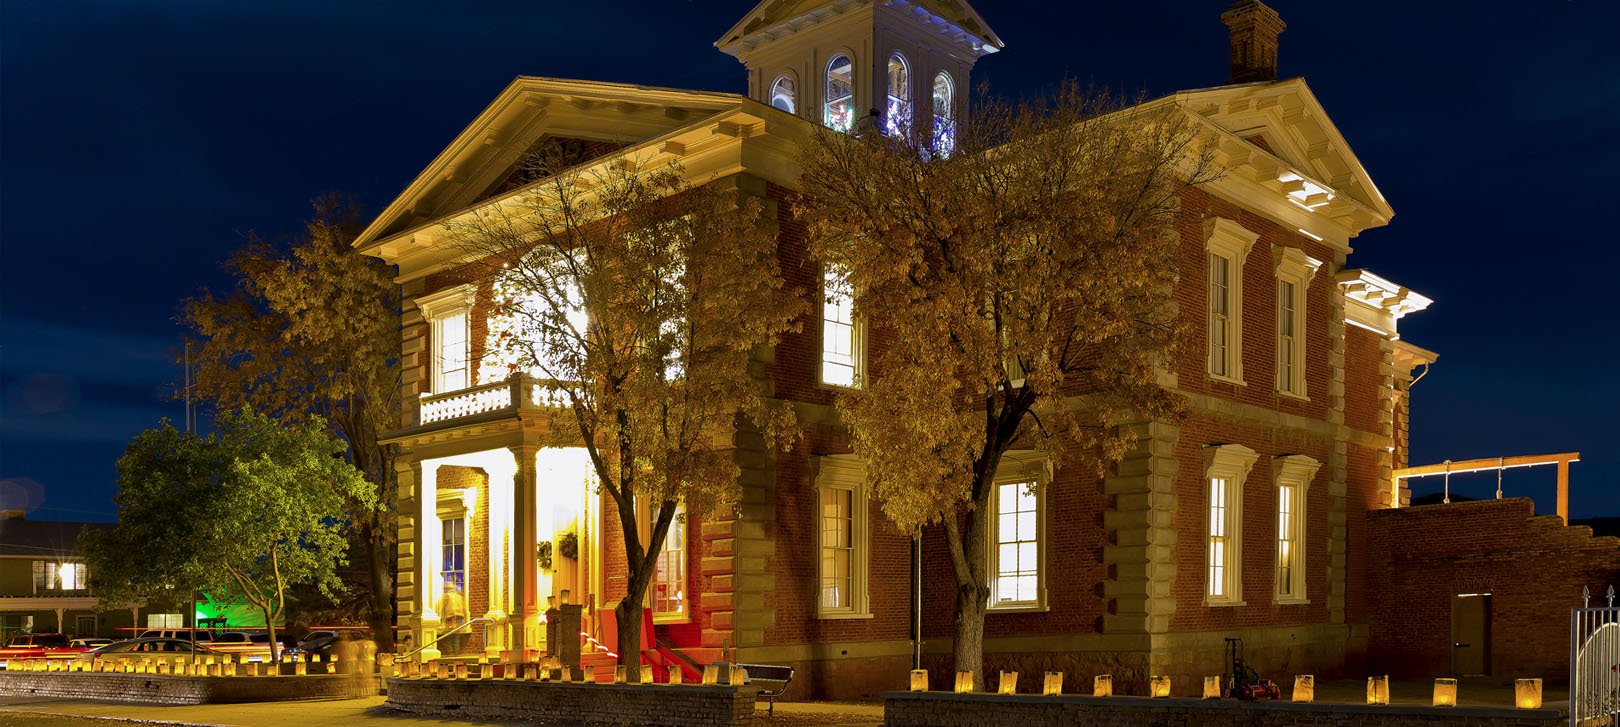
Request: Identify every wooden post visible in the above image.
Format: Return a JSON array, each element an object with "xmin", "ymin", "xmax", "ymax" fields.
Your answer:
[{"xmin": 1557, "ymin": 458, "xmax": 1570, "ymax": 524}]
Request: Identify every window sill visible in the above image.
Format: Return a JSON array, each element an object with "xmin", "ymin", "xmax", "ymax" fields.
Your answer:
[
  {"xmin": 1207, "ymin": 373, "xmax": 1246, "ymax": 387},
  {"xmin": 987, "ymin": 603, "xmax": 1049, "ymax": 614},
  {"xmin": 815, "ymin": 611, "xmax": 874, "ymax": 620},
  {"xmin": 653, "ymin": 614, "xmax": 692, "ymax": 625},
  {"xmin": 1276, "ymin": 389, "xmax": 1310, "ymax": 403},
  {"xmin": 1203, "ymin": 598, "xmax": 1247, "ymax": 608},
  {"xmin": 1273, "ymin": 597, "xmax": 1310, "ymax": 606}
]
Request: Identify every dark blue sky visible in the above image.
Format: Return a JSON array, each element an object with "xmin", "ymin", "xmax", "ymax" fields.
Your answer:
[{"xmin": 2, "ymin": 1, "xmax": 1615, "ymax": 522}]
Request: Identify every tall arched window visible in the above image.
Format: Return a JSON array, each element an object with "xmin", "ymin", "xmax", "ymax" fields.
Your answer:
[
  {"xmin": 770, "ymin": 75, "xmax": 795, "ymax": 114},
  {"xmin": 824, "ymin": 55, "xmax": 854, "ymax": 132},
  {"xmin": 932, "ymin": 72, "xmax": 956, "ymax": 155},
  {"xmin": 885, "ymin": 53, "xmax": 911, "ymax": 138}
]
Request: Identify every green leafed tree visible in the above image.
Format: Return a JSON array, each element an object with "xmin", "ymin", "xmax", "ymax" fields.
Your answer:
[
  {"xmin": 82, "ymin": 407, "xmax": 377, "ymax": 662},
  {"xmin": 440, "ymin": 147, "xmax": 806, "ymax": 675},
  {"xmin": 178, "ymin": 196, "xmax": 401, "ymax": 649},
  {"xmin": 794, "ymin": 84, "xmax": 1218, "ymax": 685}
]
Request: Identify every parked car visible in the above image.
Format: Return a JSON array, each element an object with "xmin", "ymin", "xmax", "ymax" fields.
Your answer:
[
  {"xmin": 67, "ymin": 638, "xmax": 113, "ymax": 650},
  {"xmin": 74, "ymin": 637, "xmax": 228, "ymax": 667},
  {"xmin": 136, "ymin": 629, "xmax": 214, "ymax": 643},
  {"xmin": 291, "ymin": 628, "xmax": 369, "ymax": 658},
  {"xmin": 207, "ymin": 631, "xmax": 284, "ymax": 661},
  {"xmin": 0, "ymin": 633, "xmax": 73, "ymax": 669}
]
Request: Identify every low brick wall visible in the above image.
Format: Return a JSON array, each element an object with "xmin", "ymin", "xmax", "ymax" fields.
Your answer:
[
  {"xmin": 884, "ymin": 691, "xmax": 1564, "ymax": 727},
  {"xmin": 386, "ymin": 677, "xmax": 756, "ymax": 726},
  {"xmin": 0, "ymin": 671, "xmax": 381, "ymax": 705}
]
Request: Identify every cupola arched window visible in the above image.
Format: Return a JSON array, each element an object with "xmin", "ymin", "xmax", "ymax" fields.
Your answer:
[
  {"xmin": 885, "ymin": 53, "xmax": 911, "ymax": 138},
  {"xmin": 825, "ymin": 55, "xmax": 854, "ymax": 132},
  {"xmin": 932, "ymin": 72, "xmax": 956, "ymax": 155},
  {"xmin": 770, "ymin": 75, "xmax": 796, "ymax": 114}
]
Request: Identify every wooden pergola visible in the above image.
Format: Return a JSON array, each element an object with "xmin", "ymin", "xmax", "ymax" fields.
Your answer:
[{"xmin": 1391, "ymin": 452, "xmax": 1581, "ymax": 522}]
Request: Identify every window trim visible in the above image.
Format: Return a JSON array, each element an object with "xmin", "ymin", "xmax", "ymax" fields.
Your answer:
[
  {"xmin": 824, "ymin": 52, "xmax": 856, "ymax": 132},
  {"xmin": 931, "ymin": 71, "xmax": 956, "ymax": 155},
  {"xmin": 817, "ymin": 262, "xmax": 865, "ymax": 389},
  {"xmin": 1204, "ymin": 218, "xmax": 1258, "ymax": 386},
  {"xmin": 986, "ymin": 450, "xmax": 1052, "ymax": 612},
  {"xmin": 436, "ymin": 486, "xmax": 475, "ymax": 597},
  {"xmin": 884, "ymin": 51, "xmax": 911, "ymax": 139},
  {"xmin": 1272, "ymin": 246, "xmax": 1323, "ymax": 400},
  {"xmin": 768, "ymin": 72, "xmax": 797, "ymax": 115},
  {"xmin": 416, "ymin": 284, "xmax": 477, "ymax": 395},
  {"xmin": 649, "ymin": 501, "xmax": 689, "ymax": 623},
  {"xmin": 1272, "ymin": 454, "xmax": 1321, "ymax": 605},
  {"xmin": 1203, "ymin": 443, "xmax": 1258, "ymax": 607},
  {"xmin": 813, "ymin": 454, "xmax": 871, "ymax": 619}
]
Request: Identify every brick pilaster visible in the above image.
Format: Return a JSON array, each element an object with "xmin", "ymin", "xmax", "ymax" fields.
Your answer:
[{"xmin": 1101, "ymin": 421, "xmax": 1180, "ymax": 635}]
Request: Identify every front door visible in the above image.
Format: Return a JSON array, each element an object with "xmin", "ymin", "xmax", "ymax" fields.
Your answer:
[
  {"xmin": 76, "ymin": 615, "xmax": 96, "ymax": 636},
  {"xmin": 1451, "ymin": 593, "xmax": 1491, "ymax": 676}
]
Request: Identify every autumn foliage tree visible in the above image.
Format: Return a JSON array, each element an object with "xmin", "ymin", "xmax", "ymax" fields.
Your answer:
[
  {"xmin": 795, "ymin": 85, "xmax": 1217, "ymax": 684},
  {"xmin": 441, "ymin": 148, "xmax": 805, "ymax": 674},
  {"xmin": 178, "ymin": 198, "xmax": 401, "ymax": 649}
]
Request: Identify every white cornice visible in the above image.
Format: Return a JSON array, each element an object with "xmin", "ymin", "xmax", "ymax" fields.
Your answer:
[{"xmin": 1337, "ymin": 269, "xmax": 1432, "ymax": 339}]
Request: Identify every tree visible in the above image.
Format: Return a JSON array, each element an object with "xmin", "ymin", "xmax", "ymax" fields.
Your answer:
[
  {"xmin": 441, "ymin": 147, "xmax": 806, "ymax": 675},
  {"xmin": 178, "ymin": 197, "xmax": 402, "ymax": 650},
  {"xmin": 794, "ymin": 84, "xmax": 1217, "ymax": 685},
  {"xmin": 83, "ymin": 407, "xmax": 377, "ymax": 662}
]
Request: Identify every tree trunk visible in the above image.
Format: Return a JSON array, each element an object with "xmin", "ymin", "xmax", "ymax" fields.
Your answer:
[
  {"xmin": 262, "ymin": 605, "xmax": 281, "ymax": 668},
  {"xmin": 363, "ymin": 519, "xmax": 396, "ymax": 651},
  {"xmin": 615, "ymin": 597, "xmax": 643, "ymax": 682},
  {"xmin": 953, "ymin": 584, "xmax": 988, "ymax": 690}
]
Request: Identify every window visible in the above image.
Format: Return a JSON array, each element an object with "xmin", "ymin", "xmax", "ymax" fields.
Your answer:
[
  {"xmin": 932, "ymin": 72, "xmax": 956, "ymax": 155},
  {"xmin": 417, "ymin": 285, "xmax": 476, "ymax": 394},
  {"xmin": 1272, "ymin": 246, "xmax": 1322, "ymax": 398},
  {"xmin": 814, "ymin": 455, "xmax": 869, "ymax": 618},
  {"xmin": 1204, "ymin": 218, "xmax": 1257, "ymax": 384},
  {"xmin": 770, "ymin": 75, "xmax": 796, "ymax": 113},
  {"xmin": 885, "ymin": 53, "xmax": 911, "ymax": 138},
  {"xmin": 33, "ymin": 561, "xmax": 87, "ymax": 592},
  {"xmin": 819, "ymin": 263, "xmax": 862, "ymax": 387},
  {"xmin": 653, "ymin": 502, "xmax": 687, "ymax": 620},
  {"xmin": 825, "ymin": 54, "xmax": 854, "ymax": 132},
  {"xmin": 1273, "ymin": 454, "xmax": 1320, "ymax": 603},
  {"xmin": 1203, "ymin": 443, "xmax": 1258, "ymax": 606},
  {"xmin": 441, "ymin": 516, "xmax": 466, "ymax": 593},
  {"xmin": 987, "ymin": 451, "xmax": 1050, "ymax": 610}
]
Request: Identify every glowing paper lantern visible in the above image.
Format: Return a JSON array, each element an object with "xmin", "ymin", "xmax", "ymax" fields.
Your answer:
[
  {"xmin": 295, "ymin": 659, "xmax": 307, "ymax": 676},
  {"xmin": 909, "ymin": 669, "xmax": 927, "ymax": 692},
  {"xmin": 613, "ymin": 665, "xmax": 628, "ymax": 684},
  {"xmin": 998, "ymin": 671, "xmax": 1018, "ymax": 695},
  {"xmin": 701, "ymin": 664, "xmax": 719, "ymax": 685},
  {"xmin": 1367, "ymin": 675, "xmax": 1389, "ymax": 705},
  {"xmin": 1433, "ymin": 678, "xmax": 1457, "ymax": 707},
  {"xmin": 640, "ymin": 665, "xmax": 654, "ymax": 684},
  {"xmin": 1516, "ymin": 679, "xmax": 1542, "ymax": 709},
  {"xmin": 1093, "ymin": 674, "xmax": 1112, "ymax": 697},
  {"xmin": 1292, "ymin": 675, "xmax": 1314, "ymax": 702},
  {"xmin": 732, "ymin": 667, "xmax": 749, "ymax": 686},
  {"xmin": 1043, "ymin": 672, "xmax": 1063, "ymax": 696},
  {"xmin": 1150, "ymin": 676, "xmax": 1171, "ymax": 698},
  {"xmin": 1203, "ymin": 676, "xmax": 1222, "ymax": 699},
  {"xmin": 666, "ymin": 665, "xmax": 681, "ymax": 685},
  {"xmin": 954, "ymin": 671, "xmax": 974, "ymax": 693},
  {"xmin": 454, "ymin": 661, "xmax": 468, "ymax": 680}
]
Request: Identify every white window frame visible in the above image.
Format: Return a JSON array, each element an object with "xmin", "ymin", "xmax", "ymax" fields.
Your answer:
[
  {"xmin": 417, "ymin": 285, "xmax": 477, "ymax": 395},
  {"xmin": 435, "ymin": 486, "xmax": 475, "ymax": 603},
  {"xmin": 769, "ymin": 73, "xmax": 796, "ymax": 114},
  {"xmin": 813, "ymin": 454, "xmax": 870, "ymax": 618},
  {"xmin": 1203, "ymin": 443, "xmax": 1258, "ymax": 606},
  {"xmin": 819, "ymin": 263, "xmax": 865, "ymax": 388},
  {"xmin": 824, "ymin": 52, "xmax": 855, "ymax": 133},
  {"xmin": 1272, "ymin": 246, "xmax": 1322, "ymax": 399},
  {"xmin": 1273, "ymin": 454, "xmax": 1321, "ymax": 604},
  {"xmin": 986, "ymin": 450, "xmax": 1052, "ymax": 612},
  {"xmin": 650, "ymin": 501, "xmax": 688, "ymax": 623},
  {"xmin": 1204, "ymin": 218, "xmax": 1258, "ymax": 385}
]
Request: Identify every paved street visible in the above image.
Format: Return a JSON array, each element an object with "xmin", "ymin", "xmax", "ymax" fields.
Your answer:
[{"xmin": 0, "ymin": 696, "xmax": 884, "ymax": 727}]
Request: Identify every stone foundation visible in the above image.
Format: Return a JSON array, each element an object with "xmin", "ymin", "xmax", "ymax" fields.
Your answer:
[
  {"xmin": 0, "ymin": 671, "xmax": 382, "ymax": 705},
  {"xmin": 386, "ymin": 677, "xmax": 757, "ymax": 726},
  {"xmin": 885, "ymin": 691, "xmax": 1563, "ymax": 727}
]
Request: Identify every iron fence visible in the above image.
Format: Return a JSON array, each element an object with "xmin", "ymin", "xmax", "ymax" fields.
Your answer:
[{"xmin": 1572, "ymin": 585, "xmax": 1620, "ymax": 726}]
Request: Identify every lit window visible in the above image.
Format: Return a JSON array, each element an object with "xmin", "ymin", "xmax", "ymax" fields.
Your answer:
[
  {"xmin": 653, "ymin": 503, "xmax": 687, "ymax": 620},
  {"xmin": 33, "ymin": 561, "xmax": 87, "ymax": 592},
  {"xmin": 770, "ymin": 75, "xmax": 796, "ymax": 114},
  {"xmin": 1204, "ymin": 218, "xmax": 1257, "ymax": 384},
  {"xmin": 1272, "ymin": 246, "xmax": 1322, "ymax": 398},
  {"xmin": 1203, "ymin": 443, "xmax": 1258, "ymax": 606},
  {"xmin": 417, "ymin": 285, "xmax": 476, "ymax": 394},
  {"xmin": 932, "ymin": 72, "xmax": 956, "ymax": 155},
  {"xmin": 441, "ymin": 516, "xmax": 466, "ymax": 593},
  {"xmin": 661, "ymin": 260, "xmax": 686, "ymax": 381},
  {"xmin": 820, "ymin": 263, "xmax": 862, "ymax": 387},
  {"xmin": 825, "ymin": 55, "xmax": 854, "ymax": 132},
  {"xmin": 814, "ymin": 455, "xmax": 869, "ymax": 618},
  {"xmin": 1273, "ymin": 454, "xmax": 1320, "ymax": 603},
  {"xmin": 987, "ymin": 452, "xmax": 1048, "ymax": 610},
  {"xmin": 885, "ymin": 53, "xmax": 911, "ymax": 138}
]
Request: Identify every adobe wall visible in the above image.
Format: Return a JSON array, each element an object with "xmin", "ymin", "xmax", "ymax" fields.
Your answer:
[{"xmin": 1366, "ymin": 498, "xmax": 1620, "ymax": 681}]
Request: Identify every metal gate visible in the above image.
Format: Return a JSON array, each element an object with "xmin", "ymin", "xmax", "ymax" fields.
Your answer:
[{"xmin": 1572, "ymin": 586, "xmax": 1620, "ymax": 726}]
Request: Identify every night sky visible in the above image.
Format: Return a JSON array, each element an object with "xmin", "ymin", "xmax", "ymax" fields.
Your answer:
[{"xmin": 2, "ymin": 1, "xmax": 1615, "ymax": 523}]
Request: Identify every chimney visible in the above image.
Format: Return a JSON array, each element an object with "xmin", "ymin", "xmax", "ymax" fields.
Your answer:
[{"xmin": 1221, "ymin": 0, "xmax": 1286, "ymax": 84}]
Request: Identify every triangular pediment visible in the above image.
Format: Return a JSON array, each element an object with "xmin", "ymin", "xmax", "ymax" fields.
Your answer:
[
  {"xmin": 354, "ymin": 77, "xmax": 743, "ymax": 249},
  {"xmin": 716, "ymin": 0, "xmax": 1001, "ymax": 56},
  {"xmin": 1175, "ymin": 78, "xmax": 1394, "ymax": 225}
]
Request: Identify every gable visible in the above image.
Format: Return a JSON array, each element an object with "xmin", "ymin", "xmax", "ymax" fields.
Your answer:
[
  {"xmin": 354, "ymin": 77, "xmax": 743, "ymax": 249},
  {"xmin": 716, "ymin": 0, "xmax": 1001, "ymax": 56}
]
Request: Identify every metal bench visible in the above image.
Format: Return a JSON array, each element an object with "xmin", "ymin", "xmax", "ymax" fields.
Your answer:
[{"xmin": 737, "ymin": 663, "xmax": 794, "ymax": 712}]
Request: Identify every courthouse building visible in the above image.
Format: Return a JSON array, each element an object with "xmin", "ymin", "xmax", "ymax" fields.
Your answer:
[{"xmin": 354, "ymin": 0, "xmax": 1614, "ymax": 697}]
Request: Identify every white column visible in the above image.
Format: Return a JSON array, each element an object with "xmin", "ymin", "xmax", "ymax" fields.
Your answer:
[
  {"xmin": 416, "ymin": 460, "xmax": 442, "ymax": 661},
  {"xmin": 482, "ymin": 453, "xmax": 517, "ymax": 658},
  {"xmin": 510, "ymin": 444, "xmax": 541, "ymax": 655}
]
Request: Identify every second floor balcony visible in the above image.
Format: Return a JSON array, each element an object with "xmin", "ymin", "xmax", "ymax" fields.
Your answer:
[{"xmin": 404, "ymin": 374, "xmax": 571, "ymax": 434}]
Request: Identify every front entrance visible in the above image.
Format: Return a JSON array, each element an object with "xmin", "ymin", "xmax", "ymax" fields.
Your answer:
[
  {"xmin": 1451, "ymin": 592, "xmax": 1491, "ymax": 676},
  {"xmin": 75, "ymin": 615, "xmax": 96, "ymax": 636}
]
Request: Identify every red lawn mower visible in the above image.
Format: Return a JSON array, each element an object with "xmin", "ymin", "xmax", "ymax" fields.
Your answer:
[{"xmin": 1223, "ymin": 637, "xmax": 1282, "ymax": 700}]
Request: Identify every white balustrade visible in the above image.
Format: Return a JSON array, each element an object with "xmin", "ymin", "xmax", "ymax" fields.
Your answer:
[{"xmin": 420, "ymin": 382, "xmax": 514, "ymax": 424}]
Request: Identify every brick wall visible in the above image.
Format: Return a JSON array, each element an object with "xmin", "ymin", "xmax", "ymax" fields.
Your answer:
[
  {"xmin": 1367, "ymin": 498, "xmax": 1620, "ymax": 680},
  {"xmin": 385, "ymin": 677, "xmax": 756, "ymax": 727},
  {"xmin": 436, "ymin": 464, "xmax": 489, "ymax": 654},
  {"xmin": 0, "ymin": 672, "xmax": 379, "ymax": 705},
  {"xmin": 1343, "ymin": 326, "xmax": 1382, "ymax": 435}
]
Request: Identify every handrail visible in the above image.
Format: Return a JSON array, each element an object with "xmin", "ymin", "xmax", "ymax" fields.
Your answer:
[{"xmin": 398, "ymin": 617, "xmax": 492, "ymax": 662}]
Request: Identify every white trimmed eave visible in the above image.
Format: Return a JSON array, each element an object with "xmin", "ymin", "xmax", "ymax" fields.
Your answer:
[
  {"xmin": 716, "ymin": 0, "xmax": 1001, "ymax": 60},
  {"xmin": 363, "ymin": 100, "xmax": 815, "ymax": 283},
  {"xmin": 1336, "ymin": 268, "xmax": 1433, "ymax": 339},
  {"xmin": 353, "ymin": 77, "xmax": 747, "ymax": 252}
]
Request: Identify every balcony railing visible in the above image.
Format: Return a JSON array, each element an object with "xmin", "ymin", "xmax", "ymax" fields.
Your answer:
[{"xmin": 417, "ymin": 374, "xmax": 571, "ymax": 427}]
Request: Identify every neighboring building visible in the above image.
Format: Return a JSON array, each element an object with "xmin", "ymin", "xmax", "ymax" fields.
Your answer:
[
  {"xmin": 0, "ymin": 510, "xmax": 141, "ymax": 640},
  {"xmin": 355, "ymin": 0, "xmax": 1613, "ymax": 697}
]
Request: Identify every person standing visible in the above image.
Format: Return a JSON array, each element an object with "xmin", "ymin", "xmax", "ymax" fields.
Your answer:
[{"xmin": 437, "ymin": 580, "xmax": 468, "ymax": 656}]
